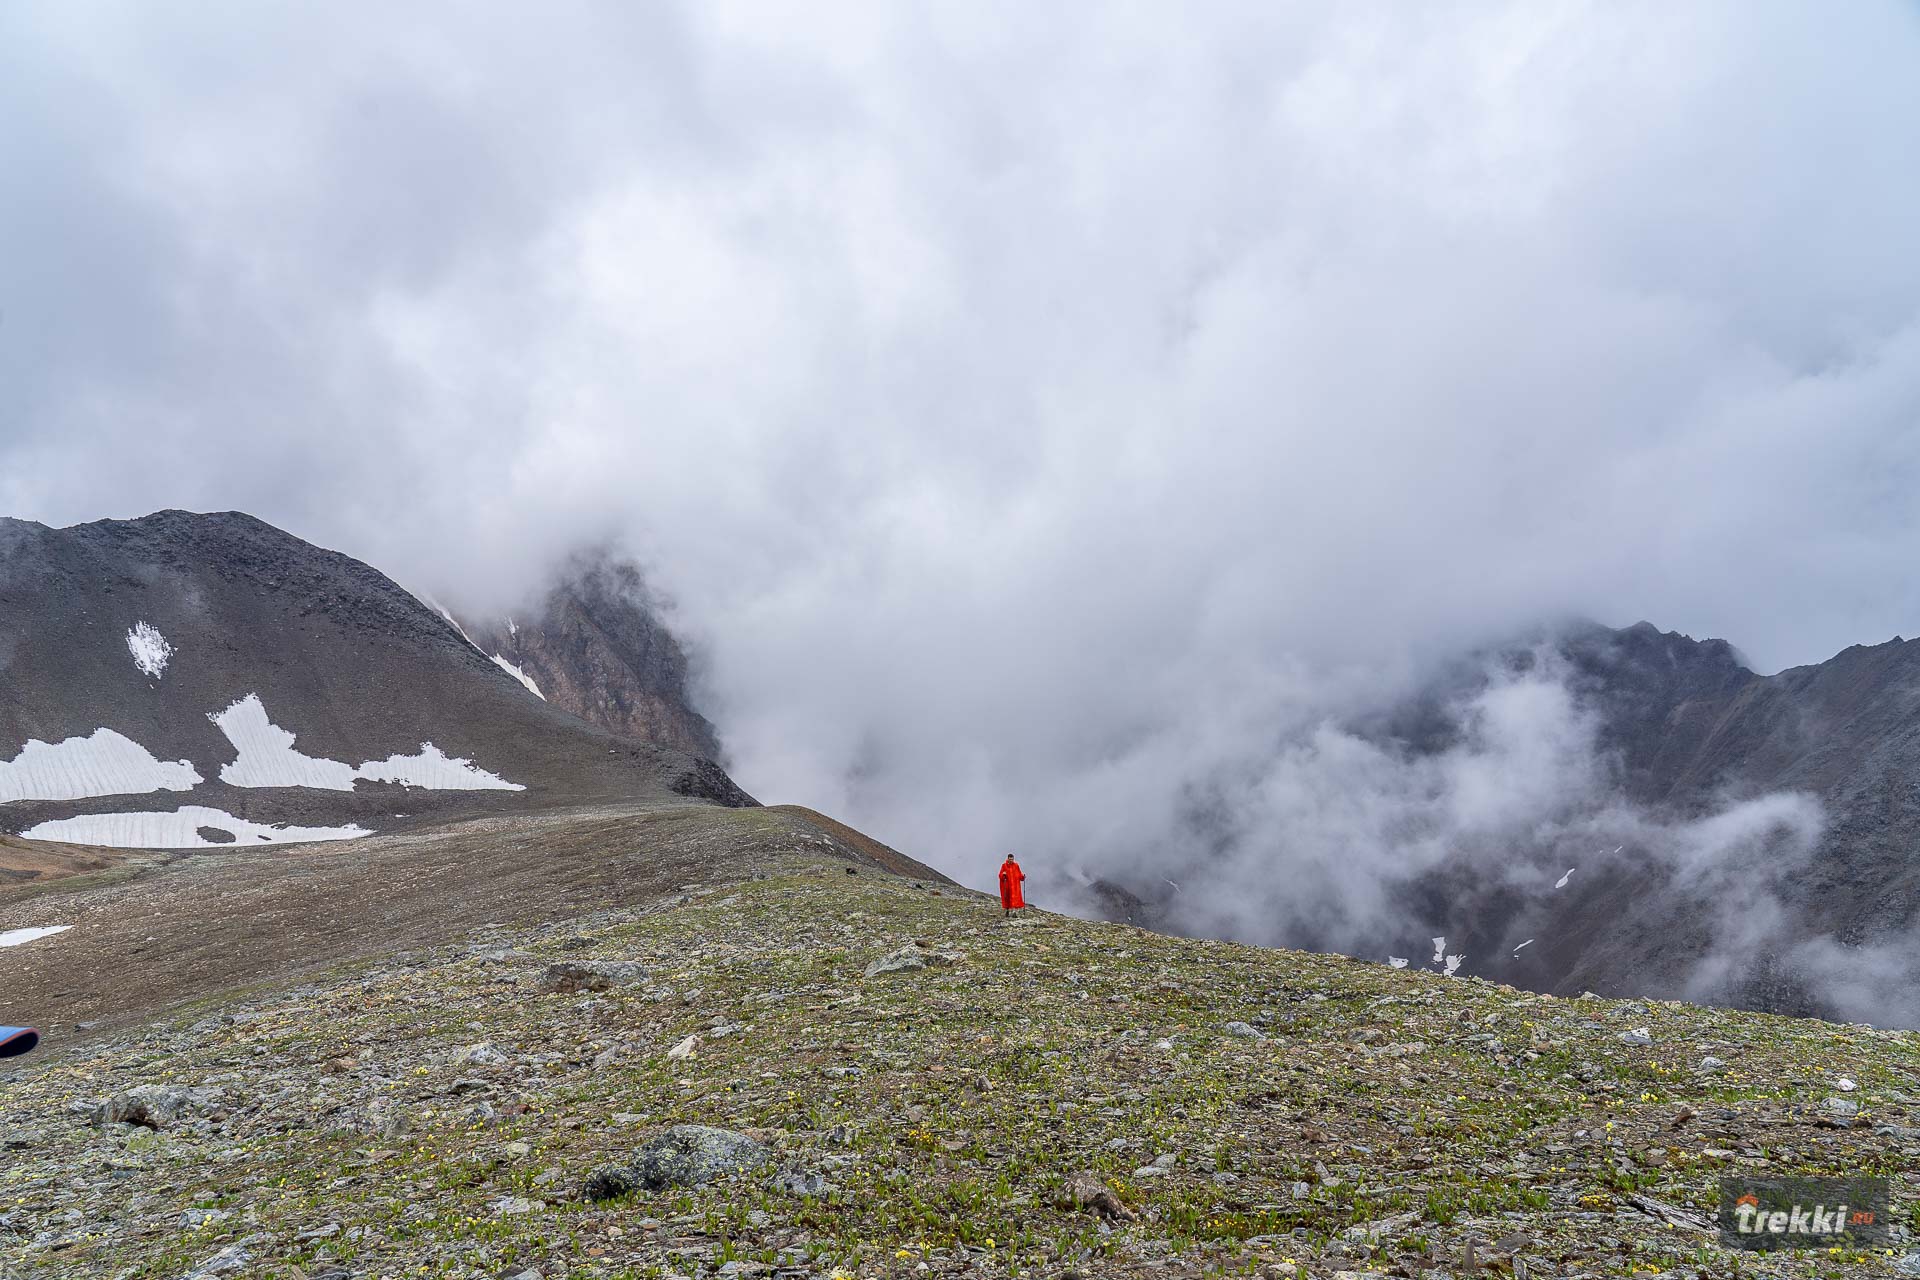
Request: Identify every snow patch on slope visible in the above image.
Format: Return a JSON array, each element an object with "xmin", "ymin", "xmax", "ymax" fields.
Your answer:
[
  {"xmin": 491, "ymin": 654, "xmax": 545, "ymax": 700},
  {"xmin": 0, "ymin": 729, "xmax": 202, "ymax": 803},
  {"xmin": 357, "ymin": 744, "xmax": 525, "ymax": 791},
  {"xmin": 126, "ymin": 621, "xmax": 173, "ymax": 679},
  {"xmin": 210, "ymin": 695, "xmax": 357, "ymax": 790},
  {"xmin": 425, "ymin": 598, "xmax": 484, "ymax": 652},
  {"xmin": 0, "ymin": 925, "xmax": 73, "ymax": 947},
  {"xmin": 21, "ymin": 805, "xmax": 369, "ymax": 849},
  {"xmin": 211, "ymin": 694, "xmax": 524, "ymax": 791}
]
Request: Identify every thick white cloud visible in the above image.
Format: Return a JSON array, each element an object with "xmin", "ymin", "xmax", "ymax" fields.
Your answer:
[{"xmin": 4, "ymin": 2, "xmax": 1920, "ymax": 890}]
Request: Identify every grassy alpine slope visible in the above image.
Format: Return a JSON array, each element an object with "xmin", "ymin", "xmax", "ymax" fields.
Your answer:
[{"xmin": 4, "ymin": 861, "xmax": 1918, "ymax": 1279}]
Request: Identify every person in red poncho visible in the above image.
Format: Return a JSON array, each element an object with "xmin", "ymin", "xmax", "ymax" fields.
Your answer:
[{"xmin": 998, "ymin": 853, "xmax": 1026, "ymax": 917}]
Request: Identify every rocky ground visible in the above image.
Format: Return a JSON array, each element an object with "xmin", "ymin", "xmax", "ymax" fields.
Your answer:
[{"xmin": 4, "ymin": 862, "xmax": 1919, "ymax": 1279}]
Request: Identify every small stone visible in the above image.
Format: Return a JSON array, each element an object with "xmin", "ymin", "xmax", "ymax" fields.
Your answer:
[
  {"xmin": 1222, "ymin": 1021, "xmax": 1265, "ymax": 1040},
  {"xmin": 458, "ymin": 1042, "xmax": 508, "ymax": 1066},
  {"xmin": 1617, "ymin": 1027, "xmax": 1653, "ymax": 1046},
  {"xmin": 667, "ymin": 1034, "xmax": 699, "ymax": 1060},
  {"xmin": 1058, "ymin": 1171, "xmax": 1135, "ymax": 1220},
  {"xmin": 182, "ymin": 1244, "xmax": 251, "ymax": 1279},
  {"xmin": 768, "ymin": 1167, "xmax": 831, "ymax": 1196},
  {"xmin": 493, "ymin": 1196, "xmax": 543, "ymax": 1216}
]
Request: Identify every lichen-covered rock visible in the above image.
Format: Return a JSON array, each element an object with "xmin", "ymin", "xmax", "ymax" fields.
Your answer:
[{"xmin": 581, "ymin": 1124, "xmax": 771, "ymax": 1200}]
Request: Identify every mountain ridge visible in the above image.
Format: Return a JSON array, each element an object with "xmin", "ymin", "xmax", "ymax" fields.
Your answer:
[{"xmin": 0, "ymin": 509, "xmax": 752, "ymax": 851}]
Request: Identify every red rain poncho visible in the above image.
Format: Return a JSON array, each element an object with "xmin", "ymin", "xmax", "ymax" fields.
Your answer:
[{"xmin": 998, "ymin": 857, "xmax": 1026, "ymax": 910}]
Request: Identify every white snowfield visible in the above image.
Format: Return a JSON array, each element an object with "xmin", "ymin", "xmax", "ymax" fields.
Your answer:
[
  {"xmin": 5, "ymin": 696, "xmax": 522, "ymax": 847},
  {"xmin": 357, "ymin": 743, "xmax": 524, "ymax": 791},
  {"xmin": 210, "ymin": 694, "xmax": 524, "ymax": 791},
  {"xmin": 0, "ymin": 925, "xmax": 73, "ymax": 947},
  {"xmin": 491, "ymin": 654, "xmax": 545, "ymax": 700},
  {"xmin": 211, "ymin": 695, "xmax": 359, "ymax": 789},
  {"xmin": 126, "ymin": 621, "xmax": 173, "ymax": 679},
  {"xmin": 0, "ymin": 729, "xmax": 202, "ymax": 803},
  {"xmin": 20, "ymin": 805, "xmax": 368, "ymax": 849}
]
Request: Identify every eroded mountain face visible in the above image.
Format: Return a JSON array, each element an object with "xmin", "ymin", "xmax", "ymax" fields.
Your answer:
[
  {"xmin": 0, "ymin": 511, "xmax": 753, "ymax": 850},
  {"xmin": 455, "ymin": 551, "xmax": 724, "ymax": 763}
]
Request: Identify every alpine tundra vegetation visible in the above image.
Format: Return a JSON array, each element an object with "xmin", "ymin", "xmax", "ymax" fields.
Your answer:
[{"xmin": 4, "ymin": 857, "xmax": 1918, "ymax": 1278}]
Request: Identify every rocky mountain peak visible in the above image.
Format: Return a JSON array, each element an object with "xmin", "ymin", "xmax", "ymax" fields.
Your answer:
[{"xmin": 453, "ymin": 549, "xmax": 724, "ymax": 762}]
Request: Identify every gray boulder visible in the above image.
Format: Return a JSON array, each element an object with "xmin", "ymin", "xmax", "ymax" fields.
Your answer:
[
  {"xmin": 581, "ymin": 1125, "xmax": 771, "ymax": 1200},
  {"xmin": 863, "ymin": 943, "xmax": 963, "ymax": 978},
  {"xmin": 541, "ymin": 961, "xmax": 648, "ymax": 993},
  {"xmin": 94, "ymin": 1084, "xmax": 224, "ymax": 1131}
]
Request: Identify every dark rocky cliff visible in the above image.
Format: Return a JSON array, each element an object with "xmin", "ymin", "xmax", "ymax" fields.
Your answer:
[{"xmin": 456, "ymin": 551, "xmax": 724, "ymax": 763}]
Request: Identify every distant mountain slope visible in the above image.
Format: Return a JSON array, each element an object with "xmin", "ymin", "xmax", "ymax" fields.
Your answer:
[
  {"xmin": 1412, "ymin": 621, "xmax": 1920, "ymax": 1012},
  {"xmin": 0, "ymin": 511, "xmax": 753, "ymax": 848},
  {"xmin": 1545, "ymin": 620, "xmax": 1920, "ymax": 920},
  {"xmin": 1092, "ymin": 619, "xmax": 1920, "ymax": 1019},
  {"xmin": 452, "ymin": 550, "xmax": 723, "ymax": 760}
]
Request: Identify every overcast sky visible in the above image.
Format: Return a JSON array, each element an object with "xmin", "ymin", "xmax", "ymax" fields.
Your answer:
[{"xmin": 5, "ymin": 2, "xmax": 1920, "ymax": 876}]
